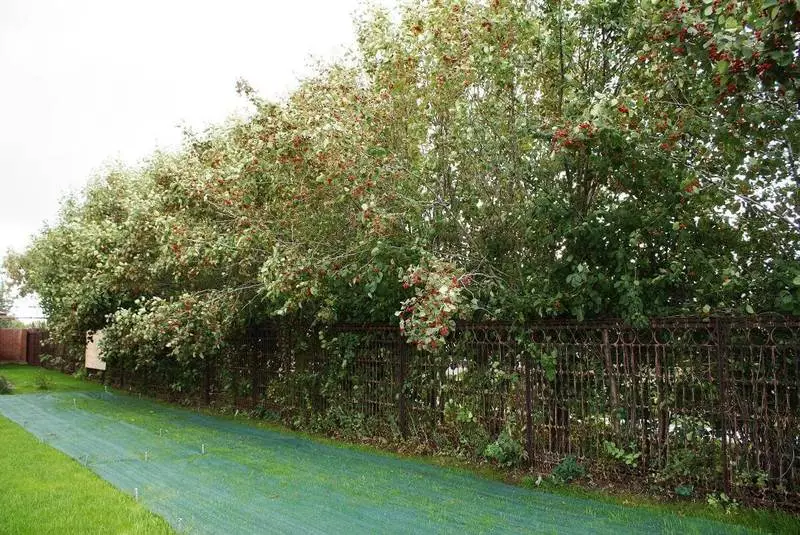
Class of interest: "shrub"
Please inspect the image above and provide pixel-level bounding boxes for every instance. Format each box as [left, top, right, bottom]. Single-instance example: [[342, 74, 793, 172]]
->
[[0, 376, 12, 394], [653, 416, 720, 487], [603, 440, 641, 468], [483, 429, 524, 467], [551, 455, 586, 483], [441, 400, 491, 460], [40, 353, 71, 373], [707, 492, 739, 513]]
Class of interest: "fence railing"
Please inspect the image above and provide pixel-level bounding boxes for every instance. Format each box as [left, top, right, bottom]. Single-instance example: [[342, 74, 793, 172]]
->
[[105, 316, 800, 508]]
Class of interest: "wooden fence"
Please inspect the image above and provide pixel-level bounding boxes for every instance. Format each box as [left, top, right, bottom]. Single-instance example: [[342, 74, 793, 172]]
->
[[0, 329, 45, 365]]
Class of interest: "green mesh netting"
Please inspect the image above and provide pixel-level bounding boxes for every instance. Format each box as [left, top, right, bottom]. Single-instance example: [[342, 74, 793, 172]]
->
[[0, 392, 751, 534]]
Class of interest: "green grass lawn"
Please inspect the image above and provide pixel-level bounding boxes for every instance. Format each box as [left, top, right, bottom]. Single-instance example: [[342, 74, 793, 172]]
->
[[0, 363, 797, 534], [0, 362, 104, 394], [0, 414, 173, 534]]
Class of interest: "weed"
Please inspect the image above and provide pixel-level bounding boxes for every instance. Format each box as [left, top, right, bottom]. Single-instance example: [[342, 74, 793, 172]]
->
[[0, 375, 12, 394], [483, 429, 524, 467], [707, 492, 740, 513], [551, 455, 586, 483], [34, 373, 53, 390], [603, 440, 641, 468]]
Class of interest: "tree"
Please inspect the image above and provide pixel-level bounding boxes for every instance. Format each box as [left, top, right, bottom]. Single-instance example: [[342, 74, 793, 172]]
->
[[5, 0, 798, 372], [0, 271, 23, 328]]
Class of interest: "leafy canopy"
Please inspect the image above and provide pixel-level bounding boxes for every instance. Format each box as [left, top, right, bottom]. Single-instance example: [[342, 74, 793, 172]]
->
[[5, 0, 799, 368]]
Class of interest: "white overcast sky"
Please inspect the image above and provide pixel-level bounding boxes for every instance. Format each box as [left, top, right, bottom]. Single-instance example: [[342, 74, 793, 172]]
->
[[0, 0, 381, 317]]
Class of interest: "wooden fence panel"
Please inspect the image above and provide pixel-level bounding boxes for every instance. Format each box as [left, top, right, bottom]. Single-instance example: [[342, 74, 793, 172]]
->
[[0, 329, 28, 362]]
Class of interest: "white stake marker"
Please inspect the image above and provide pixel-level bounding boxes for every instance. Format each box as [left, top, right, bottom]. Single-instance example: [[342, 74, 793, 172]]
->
[[201, 443, 205, 455], [134, 488, 139, 501]]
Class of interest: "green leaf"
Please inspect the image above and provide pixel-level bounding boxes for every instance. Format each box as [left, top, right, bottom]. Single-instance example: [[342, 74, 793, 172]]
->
[[366, 146, 388, 157]]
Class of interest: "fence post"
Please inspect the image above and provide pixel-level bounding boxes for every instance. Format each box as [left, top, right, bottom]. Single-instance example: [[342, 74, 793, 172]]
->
[[715, 317, 731, 496], [398, 339, 408, 439], [251, 343, 259, 407], [203, 360, 211, 405], [602, 329, 619, 435], [524, 350, 534, 467]]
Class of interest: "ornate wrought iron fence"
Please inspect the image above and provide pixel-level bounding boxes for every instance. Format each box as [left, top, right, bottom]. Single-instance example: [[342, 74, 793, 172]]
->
[[107, 316, 800, 507]]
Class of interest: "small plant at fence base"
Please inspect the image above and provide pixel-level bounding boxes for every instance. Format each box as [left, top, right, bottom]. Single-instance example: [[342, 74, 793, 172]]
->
[[652, 415, 722, 490], [603, 440, 641, 469], [706, 492, 739, 514], [0, 376, 12, 395], [483, 428, 524, 468], [551, 456, 586, 484], [441, 401, 491, 461]]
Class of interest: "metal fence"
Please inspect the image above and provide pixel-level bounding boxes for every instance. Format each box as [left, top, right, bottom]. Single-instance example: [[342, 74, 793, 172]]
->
[[107, 316, 800, 508]]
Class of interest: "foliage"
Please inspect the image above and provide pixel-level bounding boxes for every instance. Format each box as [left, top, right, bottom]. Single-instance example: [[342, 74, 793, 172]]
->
[[0, 273, 24, 328], [654, 415, 720, 486], [603, 440, 642, 468], [551, 455, 586, 484], [483, 428, 524, 467], [707, 492, 740, 514], [0, 317, 25, 328], [40, 352, 70, 373], [0, 273, 12, 316], [439, 397, 491, 460], [397, 258, 474, 351], [3, 0, 798, 398]]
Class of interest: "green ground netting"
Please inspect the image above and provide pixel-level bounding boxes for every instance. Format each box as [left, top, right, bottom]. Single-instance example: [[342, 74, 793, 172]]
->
[[0, 392, 752, 534]]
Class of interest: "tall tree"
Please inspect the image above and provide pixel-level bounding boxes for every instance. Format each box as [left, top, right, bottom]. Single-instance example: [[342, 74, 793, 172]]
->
[[5, 0, 799, 367]]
